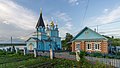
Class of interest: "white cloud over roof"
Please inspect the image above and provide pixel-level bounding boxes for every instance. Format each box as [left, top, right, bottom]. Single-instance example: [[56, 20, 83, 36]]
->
[[0, 0, 37, 41]]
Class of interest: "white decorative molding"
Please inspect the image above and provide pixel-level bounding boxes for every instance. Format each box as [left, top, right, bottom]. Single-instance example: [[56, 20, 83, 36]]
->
[[94, 42, 101, 51], [86, 42, 92, 50]]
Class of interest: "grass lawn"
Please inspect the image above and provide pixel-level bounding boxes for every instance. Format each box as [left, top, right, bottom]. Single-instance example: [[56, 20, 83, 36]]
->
[[0, 50, 115, 68]]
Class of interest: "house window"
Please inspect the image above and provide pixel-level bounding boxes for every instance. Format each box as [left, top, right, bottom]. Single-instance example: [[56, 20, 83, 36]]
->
[[76, 44, 80, 50], [94, 44, 100, 50], [86, 43, 92, 50]]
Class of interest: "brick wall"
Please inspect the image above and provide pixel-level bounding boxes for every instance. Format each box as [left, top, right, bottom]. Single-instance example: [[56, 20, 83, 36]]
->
[[71, 42, 75, 52], [101, 41, 108, 54], [81, 41, 85, 51], [71, 40, 108, 54]]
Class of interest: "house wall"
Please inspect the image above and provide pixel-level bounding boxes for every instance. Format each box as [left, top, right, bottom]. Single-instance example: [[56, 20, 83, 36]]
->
[[71, 42, 75, 52], [71, 40, 108, 54], [101, 41, 108, 53]]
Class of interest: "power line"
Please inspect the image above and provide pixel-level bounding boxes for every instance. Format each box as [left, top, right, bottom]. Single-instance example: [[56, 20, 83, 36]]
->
[[69, 0, 89, 35], [17, 32, 34, 40], [71, 20, 120, 35], [89, 20, 120, 33], [54, 0, 90, 37], [81, 0, 89, 26], [100, 29, 120, 33], [89, 20, 120, 27]]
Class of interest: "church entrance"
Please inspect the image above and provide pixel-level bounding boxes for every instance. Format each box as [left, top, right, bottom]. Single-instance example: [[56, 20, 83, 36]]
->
[[28, 43, 34, 50]]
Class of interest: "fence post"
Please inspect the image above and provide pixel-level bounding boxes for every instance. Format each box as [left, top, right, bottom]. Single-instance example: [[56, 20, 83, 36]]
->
[[16, 48, 19, 54], [118, 60, 119, 68], [10, 47, 13, 52], [34, 48, 37, 57], [50, 48, 54, 59], [6, 48, 8, 52], [24, 47, 27, 55]]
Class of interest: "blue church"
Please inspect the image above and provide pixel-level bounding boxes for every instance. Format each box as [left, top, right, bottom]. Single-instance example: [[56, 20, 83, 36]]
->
[[26, 11, 61, 51]]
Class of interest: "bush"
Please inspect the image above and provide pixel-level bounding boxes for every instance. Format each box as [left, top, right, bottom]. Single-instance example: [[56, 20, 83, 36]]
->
[[89, 52, 102, 57], [0, 50, 114, 68], [69, 52, 76, 55], [116, 52, 120, 55]]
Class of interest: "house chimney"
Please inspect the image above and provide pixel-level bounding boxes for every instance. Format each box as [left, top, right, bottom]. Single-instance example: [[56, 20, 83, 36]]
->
[[94, 28, 96, 32]]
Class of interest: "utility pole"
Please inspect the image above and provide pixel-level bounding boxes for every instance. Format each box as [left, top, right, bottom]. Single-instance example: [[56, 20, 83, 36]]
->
[[11, 36, 12, 46], [11, 36, 14, 52]]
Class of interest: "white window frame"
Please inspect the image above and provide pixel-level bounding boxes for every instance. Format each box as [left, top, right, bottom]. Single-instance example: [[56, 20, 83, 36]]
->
[[86, 42, 92, 50], [75, 42, 80, 50], [94, 43, 101, 51]]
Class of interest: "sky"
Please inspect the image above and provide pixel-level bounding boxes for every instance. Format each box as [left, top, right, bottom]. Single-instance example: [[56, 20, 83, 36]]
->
[[0, 0, 120, 42]]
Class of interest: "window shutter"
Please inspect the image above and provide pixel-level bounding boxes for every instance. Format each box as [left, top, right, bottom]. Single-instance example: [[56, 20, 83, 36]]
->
[[94, 44, 95, 50], [86, 44, 88, 50], [98, 44, 99, 49], [99, 44, 101, 50]]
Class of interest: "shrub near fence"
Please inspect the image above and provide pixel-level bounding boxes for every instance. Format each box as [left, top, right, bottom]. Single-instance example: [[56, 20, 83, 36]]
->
[[0, 50, 116, 68], [33, 51, 115, 68], [78, 51, 120, 59]]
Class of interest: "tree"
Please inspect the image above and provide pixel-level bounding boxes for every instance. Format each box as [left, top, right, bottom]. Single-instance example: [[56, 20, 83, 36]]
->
[[65, 33, 73, 42], [112, 36, 114, 39], [62, 33, 73, 50], [103, 35, 120, 46]]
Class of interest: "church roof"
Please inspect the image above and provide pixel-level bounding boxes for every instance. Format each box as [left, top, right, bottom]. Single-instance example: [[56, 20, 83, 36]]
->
[[36, 10, 45, 28], [72, 27, 108, 41], [26, 37, 51, 42], [26, 37, 40, 42]]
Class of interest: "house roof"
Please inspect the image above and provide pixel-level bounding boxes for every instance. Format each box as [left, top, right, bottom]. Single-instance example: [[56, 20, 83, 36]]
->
[[26, 37, 52, 42], [36, 10, 45, 28], [26, 37, 40, 42], [72, 27, 108, 41]]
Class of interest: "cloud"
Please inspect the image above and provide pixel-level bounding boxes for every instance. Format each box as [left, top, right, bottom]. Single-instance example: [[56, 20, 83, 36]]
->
[[68, 0, 79, 5], [85, 6, 120, 26], [0, 0, 38, 42], [53, 11, 73, 38], [0, 0, 73, 41], [84, 6, 120, 37], [103, 9, 109, 13], [0, 0, 37, 30]]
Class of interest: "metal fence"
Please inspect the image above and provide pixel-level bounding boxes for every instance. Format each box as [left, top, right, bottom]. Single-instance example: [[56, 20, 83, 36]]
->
[[85, 56, 120, 68], [0, 50, 120, 68], [28, 50, 120, 68], [28, 51, 76, 60], [0, 50, 119, 68]]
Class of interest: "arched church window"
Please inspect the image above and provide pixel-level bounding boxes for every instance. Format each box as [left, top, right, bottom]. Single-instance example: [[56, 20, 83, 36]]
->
[[29, 43, 34, 50]]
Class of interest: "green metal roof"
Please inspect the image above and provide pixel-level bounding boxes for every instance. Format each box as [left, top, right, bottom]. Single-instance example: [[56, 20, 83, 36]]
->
[[72, 27, 108, 41]]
